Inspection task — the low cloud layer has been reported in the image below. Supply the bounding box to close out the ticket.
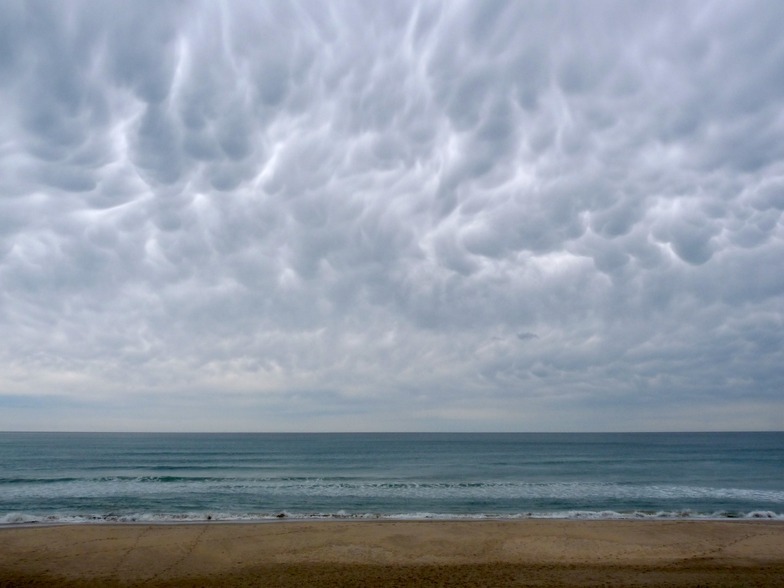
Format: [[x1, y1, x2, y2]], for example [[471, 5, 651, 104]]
[[1, 0, 782, 431]]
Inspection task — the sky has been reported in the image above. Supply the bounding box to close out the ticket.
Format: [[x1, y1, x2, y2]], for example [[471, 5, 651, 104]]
[[1, 0, 783, 432]]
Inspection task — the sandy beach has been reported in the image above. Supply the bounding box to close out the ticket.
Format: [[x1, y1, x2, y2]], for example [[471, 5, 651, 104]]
[[1, 520, 783, 586]]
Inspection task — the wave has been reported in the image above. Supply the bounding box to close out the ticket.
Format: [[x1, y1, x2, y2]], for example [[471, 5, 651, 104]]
[[3, 478, 784, 502], [3, 509, 783, 526]]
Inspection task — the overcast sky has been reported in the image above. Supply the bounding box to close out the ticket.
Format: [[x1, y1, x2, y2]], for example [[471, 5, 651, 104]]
[[1, 0, 782, 432]]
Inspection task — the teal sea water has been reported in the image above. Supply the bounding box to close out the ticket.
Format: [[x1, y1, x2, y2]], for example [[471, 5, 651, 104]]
[[1, 432, 782, 524]]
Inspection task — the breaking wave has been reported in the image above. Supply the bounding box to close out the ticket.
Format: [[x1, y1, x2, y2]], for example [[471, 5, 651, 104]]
[[3, 509, 783, 526]]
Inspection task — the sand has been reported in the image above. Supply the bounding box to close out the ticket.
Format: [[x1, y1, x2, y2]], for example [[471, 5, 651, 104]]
[[1, 520, 783, 586]]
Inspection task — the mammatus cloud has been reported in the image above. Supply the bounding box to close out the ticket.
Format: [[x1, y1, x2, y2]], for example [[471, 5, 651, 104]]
[[0, 0, 782, 431]]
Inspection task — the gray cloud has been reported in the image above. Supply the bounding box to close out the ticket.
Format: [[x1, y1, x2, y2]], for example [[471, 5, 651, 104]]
[[0, 0, 782, 432]]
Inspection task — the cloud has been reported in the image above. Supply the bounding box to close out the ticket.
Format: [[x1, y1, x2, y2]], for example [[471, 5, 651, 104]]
[[0, 0, 782, 431]]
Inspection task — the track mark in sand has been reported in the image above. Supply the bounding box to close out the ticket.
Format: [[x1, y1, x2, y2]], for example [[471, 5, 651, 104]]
[[111, 525, 152, 578], [148, 525, 211, 581], [677, 528, 781, 564]]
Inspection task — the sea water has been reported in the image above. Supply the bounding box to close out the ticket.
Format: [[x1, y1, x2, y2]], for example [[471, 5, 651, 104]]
[[1, 432, 782, 524]]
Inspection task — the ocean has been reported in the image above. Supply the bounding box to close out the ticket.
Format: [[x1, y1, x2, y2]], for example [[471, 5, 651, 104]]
[[1, 432, 782, 524]]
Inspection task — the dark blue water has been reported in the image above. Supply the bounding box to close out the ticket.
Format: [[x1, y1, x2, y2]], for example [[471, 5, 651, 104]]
[[1, 432, 782, 524]]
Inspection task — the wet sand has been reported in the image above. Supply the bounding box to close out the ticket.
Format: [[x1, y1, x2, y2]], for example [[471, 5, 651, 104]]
[[1, 520, 783, 586]]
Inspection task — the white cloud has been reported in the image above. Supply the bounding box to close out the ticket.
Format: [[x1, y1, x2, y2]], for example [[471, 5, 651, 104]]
[[0, 0, 782, 431]]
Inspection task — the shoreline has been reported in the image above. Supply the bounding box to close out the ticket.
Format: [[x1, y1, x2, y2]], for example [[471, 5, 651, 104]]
[[2, 512, 783, 529], [4, 508, 782, 527], [2, 519, 784, 586]]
